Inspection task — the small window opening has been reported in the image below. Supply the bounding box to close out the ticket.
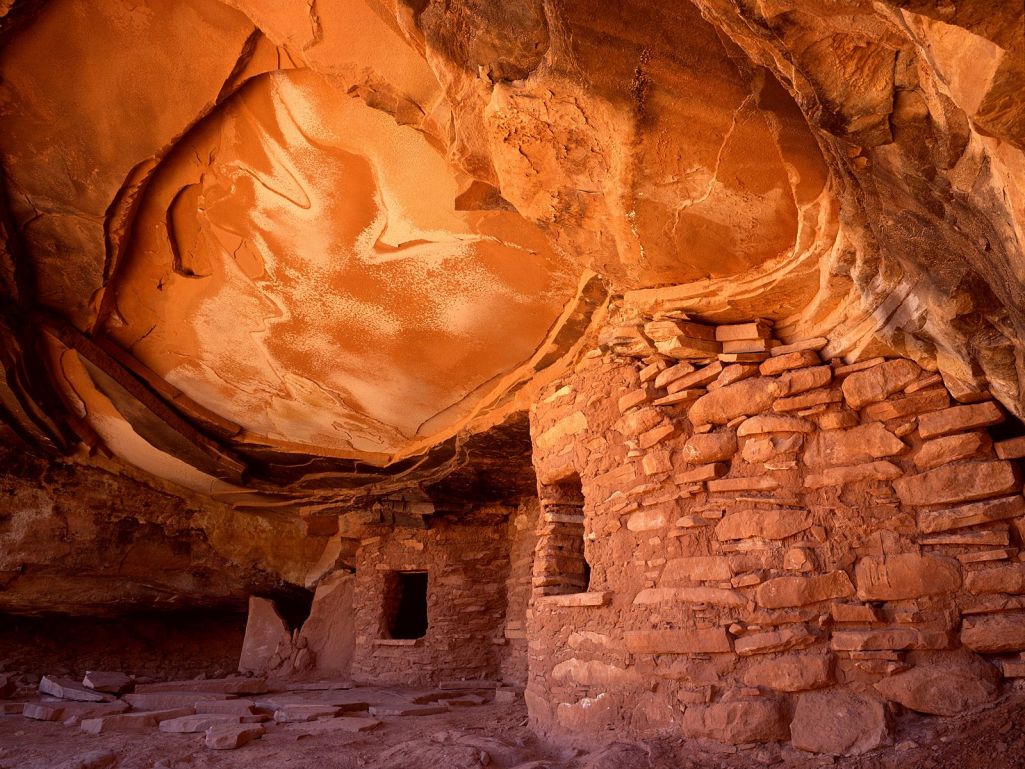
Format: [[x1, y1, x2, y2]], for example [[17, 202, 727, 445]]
[[383, 571, 428, 639], [535, 473, 591, 596]]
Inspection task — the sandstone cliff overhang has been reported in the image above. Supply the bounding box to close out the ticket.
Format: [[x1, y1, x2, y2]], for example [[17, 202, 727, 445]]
[[0, 0, 1023, 516]]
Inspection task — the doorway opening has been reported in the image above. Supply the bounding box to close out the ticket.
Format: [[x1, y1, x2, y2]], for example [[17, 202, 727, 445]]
[[383, 571, 428, 640]]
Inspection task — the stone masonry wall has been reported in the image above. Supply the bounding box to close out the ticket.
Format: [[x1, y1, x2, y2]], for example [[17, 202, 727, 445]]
[[351, 513, 512, 687], [499, 498, 540, 687], [525, 314, 1025, 756]]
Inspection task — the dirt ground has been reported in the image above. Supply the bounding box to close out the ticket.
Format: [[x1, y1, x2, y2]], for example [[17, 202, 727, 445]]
[[2, 684, 1025, 769]]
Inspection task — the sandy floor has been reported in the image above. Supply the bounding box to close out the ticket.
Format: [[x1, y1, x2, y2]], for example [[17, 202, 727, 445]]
[[2, 684, 1025, 769]]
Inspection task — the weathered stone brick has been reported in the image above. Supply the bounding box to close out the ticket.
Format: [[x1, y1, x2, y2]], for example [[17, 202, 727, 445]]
[[778, 365, 832, 397], [661, 555, 732, 583], [734, 625, 816, 656], [830, 627, 953, 651], [854, 553, 961, 600], [681, 699, 788, 744], [918, 495, 1025, 533], [736, 414, 814, 436], [893, 461, 1019, 507], [961, 613, 1025, 653], [681, 431, 736, 463], [841, 358, 921, 410], [687, 377, 784, 426], [965, 564, 1025, 595], [624, 628, 731, 654], [714, 508, 811, 541], [633, 586, 745, 607], [913, 431, 992, 469], [804, 461, 901, 489], [861, 388, 949, 421], [754, 571, 855, 608], [742, 654, 834, 691], [803, 423, 905, 468], [759, 349, 821, 375], [918, 401, 1004, 439]]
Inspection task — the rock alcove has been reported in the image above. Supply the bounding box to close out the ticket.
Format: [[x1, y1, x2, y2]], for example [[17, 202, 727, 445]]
[[1, 0, 1025, 766]]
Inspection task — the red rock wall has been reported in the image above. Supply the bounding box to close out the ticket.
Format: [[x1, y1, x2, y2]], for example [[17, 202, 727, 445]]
[[525, 336, 1025, 754], [350, 515, 513, 686]]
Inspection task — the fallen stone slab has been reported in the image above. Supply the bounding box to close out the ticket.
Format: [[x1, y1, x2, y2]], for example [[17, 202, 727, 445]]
[[205, 722, 265, 750], [23, 701, 66, 721], [436, 680, 500, 693], [124, 691, 235, 710], [368, 704, 450, 717], [281, 680, 353, 692], [82, 671, 133, 694], [412, 690, 488, 704], [39, 675, 113, 703], [24, 699, 129, 724], [136, 676, 267, 695], [63, 702, 131, 726], [194, 699, 257, 715], [0, 702, 26, 715], [160, 713, 242, 733], [273, 704, 342, 722], [80, 707, 194, 733], [282, 716, 382, 736]]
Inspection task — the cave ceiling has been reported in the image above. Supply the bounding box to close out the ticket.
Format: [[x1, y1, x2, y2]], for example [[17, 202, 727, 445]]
[[0, 0, 1022, 515]]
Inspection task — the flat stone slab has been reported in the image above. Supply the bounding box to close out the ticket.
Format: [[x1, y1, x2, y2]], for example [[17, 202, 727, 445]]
[[124, 691, 235, 710], [194, 699, 256, 715], [136, 677, 267, 695], [368, 705, 449, 717], [412, 691, 487, 704], [278, 680, 353, 692], [438, 679, 500, 691], [64, 702, 131, 726], [160, 714, 242, 733], [283, 716, 381, 736], [39, 676, 113, 703], [0, 702, 26, 715], [80, 707, 195, 733], [82, 671, 133, 694], [205, 722, 265, 750], [273, 704, 342, 723], [24, 699, 129, 724]]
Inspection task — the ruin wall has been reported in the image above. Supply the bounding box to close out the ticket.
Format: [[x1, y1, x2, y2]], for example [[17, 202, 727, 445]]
[[525, 322, 1025, 754]]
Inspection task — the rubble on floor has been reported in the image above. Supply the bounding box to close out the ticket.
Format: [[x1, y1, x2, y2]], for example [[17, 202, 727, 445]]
[[0, 671, 499, 752]]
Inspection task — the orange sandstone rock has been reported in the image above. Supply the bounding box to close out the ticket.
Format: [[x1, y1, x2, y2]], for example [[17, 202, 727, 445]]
[[854, 553, 961, 600]]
